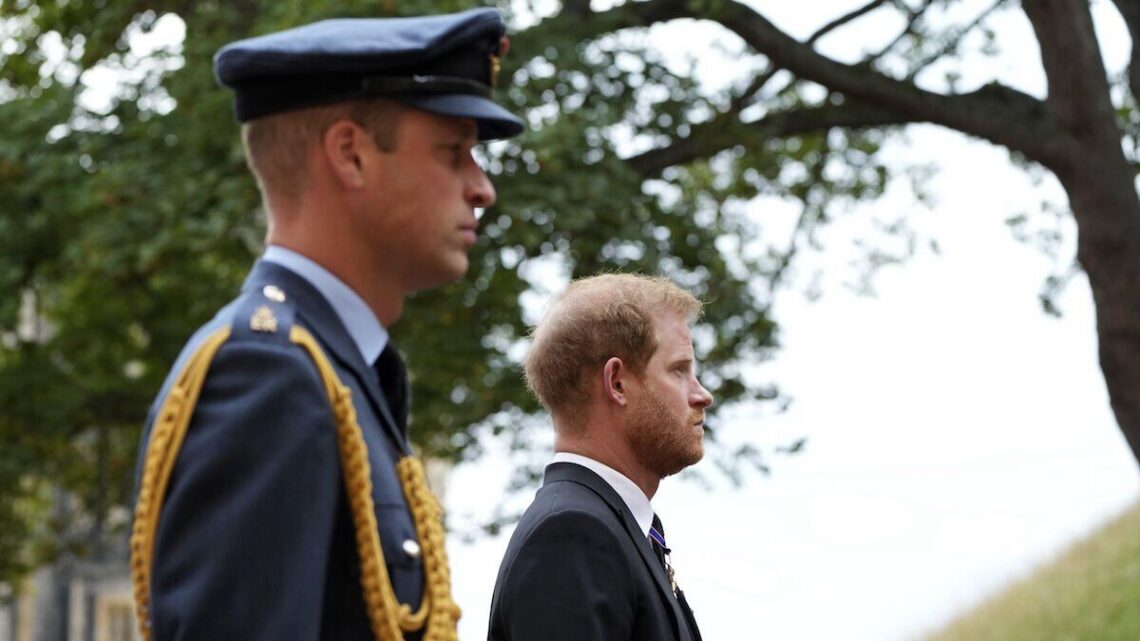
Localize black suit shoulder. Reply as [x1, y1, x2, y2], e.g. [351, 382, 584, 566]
[506, 479, 638, 572]
[490, 465, 694, 641]
[491, 481, 640, 641]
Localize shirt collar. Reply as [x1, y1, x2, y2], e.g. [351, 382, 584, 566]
[262, 245, 388, 365]
[552, 452, 654, 538]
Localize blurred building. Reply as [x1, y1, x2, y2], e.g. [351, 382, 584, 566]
[0, 542, 138, 641]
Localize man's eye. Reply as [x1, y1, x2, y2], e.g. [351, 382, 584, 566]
[439, 143, 460, 158]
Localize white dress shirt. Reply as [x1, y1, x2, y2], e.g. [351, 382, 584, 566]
[551, 452, 654, 538]
[262, 245, 388, 366]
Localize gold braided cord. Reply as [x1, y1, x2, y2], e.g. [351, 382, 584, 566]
[129, 323, 459, 641]
[397, 457, 461, 638]
[290, 326, 460, 641]
[130, 326, 232, 641]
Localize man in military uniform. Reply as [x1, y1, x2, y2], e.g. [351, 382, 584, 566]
[130, 9, 523, 640]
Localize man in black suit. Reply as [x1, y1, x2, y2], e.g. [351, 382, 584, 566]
[489, 274, 714, 641]
[129, 9, 523, 641]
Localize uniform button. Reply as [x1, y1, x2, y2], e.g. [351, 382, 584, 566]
[262, 285, 286, 302]
[402, 539, 422, 559]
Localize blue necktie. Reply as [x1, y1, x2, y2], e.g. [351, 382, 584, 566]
[650, 514, 704, 641]
[649, 514, 674, 588]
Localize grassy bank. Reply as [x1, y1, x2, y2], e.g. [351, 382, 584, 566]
[922, 500, 1140, 641]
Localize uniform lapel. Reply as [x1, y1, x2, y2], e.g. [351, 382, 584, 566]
[543, 463, 694, 641]
[242, 260, 408, 453]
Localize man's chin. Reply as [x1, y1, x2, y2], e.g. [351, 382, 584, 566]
[658, 447, 704, 478]
[410, 260, 469, 292]
[687, 445, 705, 469]
[690, 426, 705, 458]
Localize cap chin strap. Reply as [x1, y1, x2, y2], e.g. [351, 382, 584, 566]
[130, 325, 460, 641]
[362, 74, 492, 99]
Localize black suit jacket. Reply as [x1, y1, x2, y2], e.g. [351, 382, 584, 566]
[488, 462, 701, 641]
[134, 260, 423, 640]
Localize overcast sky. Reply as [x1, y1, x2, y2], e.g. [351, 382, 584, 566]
[445, 2, 1140, 640]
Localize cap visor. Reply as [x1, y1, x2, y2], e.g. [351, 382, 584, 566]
[397, 94, 524, 140]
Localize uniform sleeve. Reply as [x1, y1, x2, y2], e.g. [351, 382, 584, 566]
[491, 509, 636, 641]
[148, 338, 341, 641]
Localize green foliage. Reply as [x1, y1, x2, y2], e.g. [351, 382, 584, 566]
[0, 0, 906, 584]
[923, 501, 1140, 641]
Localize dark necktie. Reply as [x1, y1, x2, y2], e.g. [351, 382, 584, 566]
[650, 514, 704, 641]
[373, 342, 408, 431]
[649, 514, 673, 584]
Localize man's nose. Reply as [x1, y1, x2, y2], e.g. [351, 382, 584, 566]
[691, 380, 714, 408]
[466, 165, 496, 209]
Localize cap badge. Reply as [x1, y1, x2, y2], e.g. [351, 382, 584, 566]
[490, 35, 510, 88]
[489, 55, 501, 88]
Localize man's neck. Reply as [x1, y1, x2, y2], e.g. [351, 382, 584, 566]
[266, 237, 405, 327]
[554, 440, 660, 499]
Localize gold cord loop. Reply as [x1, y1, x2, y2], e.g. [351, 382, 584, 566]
[130, 327, 231, 641]
[129, 325, 459, 640]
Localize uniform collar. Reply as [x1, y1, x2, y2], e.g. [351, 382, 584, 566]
[261, 245, 388, 366]
[552, 452, 654, 538]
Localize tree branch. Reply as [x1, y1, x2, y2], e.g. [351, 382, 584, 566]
[734, 0, 891, 111]
[625, 80, 1069, 180]
[525, 0, 1074, 168]
[904, 0, 1010, 82]
[704, 0, 1068, 161]
[1109, 0, 1140, 106]
[1021, 0, 1118, 145]
[865, 0, 937, 65]
[764, 142, 833, 309]
[625, 101, 911, 177]
[811, 0, 893, 44]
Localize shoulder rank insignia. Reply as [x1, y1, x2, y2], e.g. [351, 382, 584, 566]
[250, 305, 278, 333]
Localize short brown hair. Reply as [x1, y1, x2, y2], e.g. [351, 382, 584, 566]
[241, 98, 406, 201]
[524, 273, 702, 424]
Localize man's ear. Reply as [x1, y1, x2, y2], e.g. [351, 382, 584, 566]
[322, 120, 368, 190]
[603, 357, 628, 407]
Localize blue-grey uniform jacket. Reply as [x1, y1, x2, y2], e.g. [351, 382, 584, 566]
[134, 260, 423, 640]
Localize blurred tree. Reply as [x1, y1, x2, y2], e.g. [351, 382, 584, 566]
[1, 0, 1137, 586]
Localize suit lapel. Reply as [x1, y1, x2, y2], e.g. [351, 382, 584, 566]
[241, 260, 408, 453]
[543, 463, 694, 641]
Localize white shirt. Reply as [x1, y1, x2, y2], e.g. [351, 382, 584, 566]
[552, 452, 654, 538]
[262, 246, 388, 366]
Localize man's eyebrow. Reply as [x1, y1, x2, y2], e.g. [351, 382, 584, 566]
[446, 119, 478, 141]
